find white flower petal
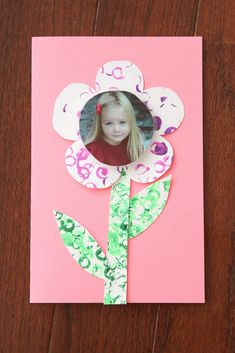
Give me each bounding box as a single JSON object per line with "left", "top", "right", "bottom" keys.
{"left": 127, "top": 134, "right": 173, "bottom": 183}
{"left": 144, "top": 87, "right": 184, "bottom": 135}
{"left": 96, "top": 61, "right": 144, "bottom": 93}
{"left": 53, "top": 83, "right": 97, "bottom": 140}
{"left": 65, "top": 139, "right": 121, "bottom": 189}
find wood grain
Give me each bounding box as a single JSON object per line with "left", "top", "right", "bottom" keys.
{"left": 0, "top": 0, "right": 234, "bottom": 352}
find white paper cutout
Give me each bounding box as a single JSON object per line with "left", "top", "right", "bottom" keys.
{"left": 53, "top": 61, "right": 184, "bottom": 189}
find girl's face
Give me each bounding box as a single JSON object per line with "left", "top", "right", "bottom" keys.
{"left": 101, "top": 106, "right": 130, "bottom": 145}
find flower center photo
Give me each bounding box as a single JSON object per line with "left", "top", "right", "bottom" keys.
{"left": 79, "top": 91, "right": 154, "bottom": 166}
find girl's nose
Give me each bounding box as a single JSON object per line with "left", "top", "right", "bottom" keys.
{"left": 113, "top": 124, "right": 120, "bottom": 132}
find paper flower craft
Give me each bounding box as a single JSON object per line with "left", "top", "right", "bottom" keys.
{"left": 53, "top": 61, "right": 184, "bottom": 304}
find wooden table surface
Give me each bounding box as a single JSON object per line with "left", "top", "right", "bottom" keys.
{"left": 0, "top": 1, "right": 234, "bottom": 352}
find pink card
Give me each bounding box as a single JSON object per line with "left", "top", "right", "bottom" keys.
{"left": 31, "top": 37, "right": 204, "bottom": 304}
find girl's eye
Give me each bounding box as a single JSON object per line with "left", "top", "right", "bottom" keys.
{"left": 120, "top": 121, "right": 127, "bottom": 124}
{"left": 105, "top": 122, "right": 112, "bottom": 126}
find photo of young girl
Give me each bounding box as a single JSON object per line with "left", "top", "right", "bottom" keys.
{"left": 80, "top": 91, "right": 154, "bottom": 166}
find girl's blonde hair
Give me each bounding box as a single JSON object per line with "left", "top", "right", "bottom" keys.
{"left": 85, "top": 91, "right": 144, "bottom": 162}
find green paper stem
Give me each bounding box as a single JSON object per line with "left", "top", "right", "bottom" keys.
{"left": 104, "top": 173, "right": 131, "bottom": 305}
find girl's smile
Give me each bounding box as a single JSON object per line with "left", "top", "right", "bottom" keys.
{"left": 101, "top": 106, "right": 130, "bottom": 146}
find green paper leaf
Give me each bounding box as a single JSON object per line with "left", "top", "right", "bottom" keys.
{"left": 54, "top": 210, "right": 112, "bottom": 280}
{"left": 128, "top": 175, "right": 172, "bottom": 239}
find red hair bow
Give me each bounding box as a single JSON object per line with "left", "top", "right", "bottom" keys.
{"left": 96, "top": 103, "right": 102, "bottom": 114}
